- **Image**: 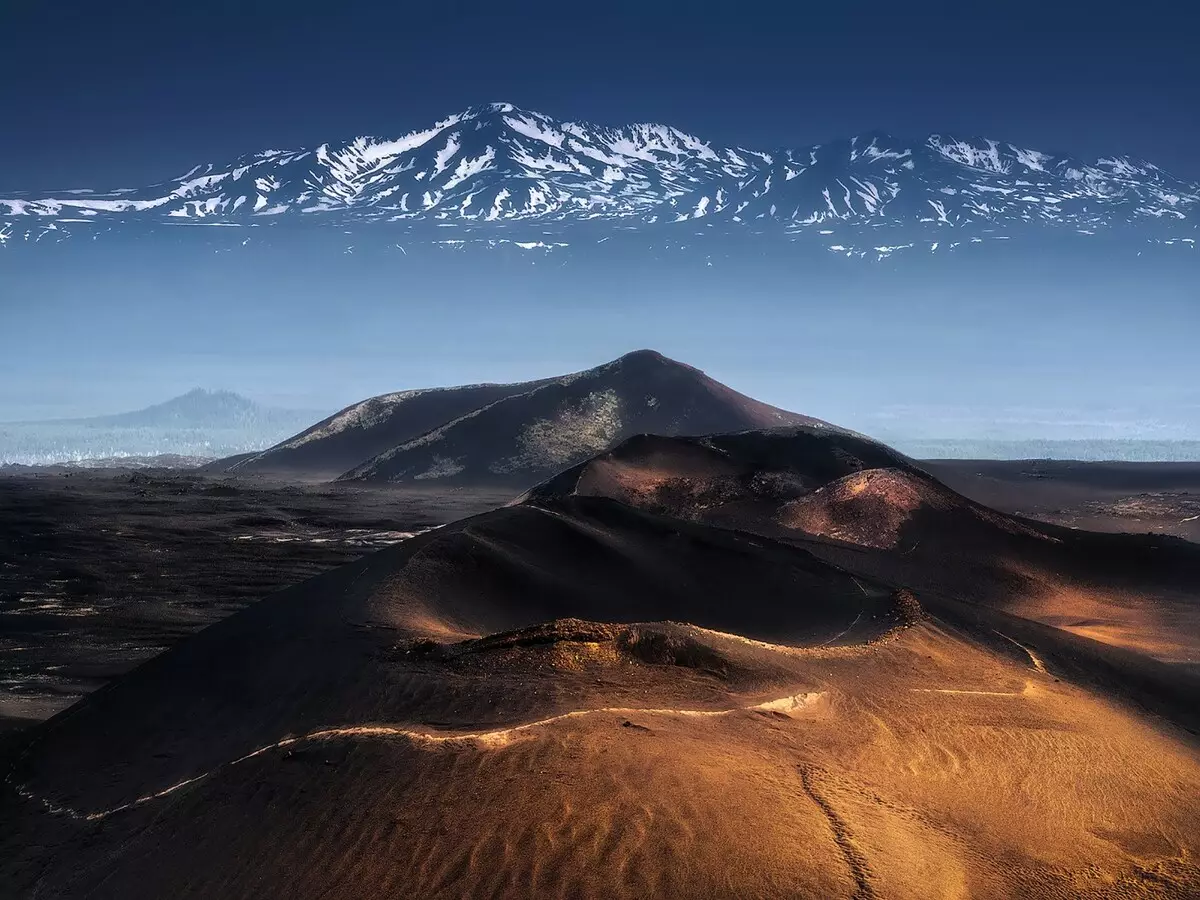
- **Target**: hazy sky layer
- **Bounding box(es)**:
[1,1,1197,189]
[3,240,1197,439]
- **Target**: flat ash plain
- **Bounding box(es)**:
[0,469,513,732]
[924,460,1200,543]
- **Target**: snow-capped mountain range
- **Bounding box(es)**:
[2,103,1196,258]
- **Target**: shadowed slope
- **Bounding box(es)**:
[360,496,895,644]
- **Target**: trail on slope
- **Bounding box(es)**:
[798,764,877,900]
[9,691,826,823]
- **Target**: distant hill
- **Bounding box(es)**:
[226,350,826,486]
[0,390,328,466]
[89,389,286,429]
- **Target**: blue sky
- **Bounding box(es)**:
[2,1,1197,189]
[1,0,1197,442]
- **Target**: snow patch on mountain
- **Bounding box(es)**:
[414,455,466,480]
[928,135,1009,173]
[278,390,432,450]
[490,389,622,474]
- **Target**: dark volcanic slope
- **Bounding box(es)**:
[530,430,1200,667]
[340,350,823,487]
[226,379,553,478]
[4,496,1199,898]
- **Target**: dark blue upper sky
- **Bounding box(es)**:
[3,0,1197,189]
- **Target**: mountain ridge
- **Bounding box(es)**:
[3,103,1196,260]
